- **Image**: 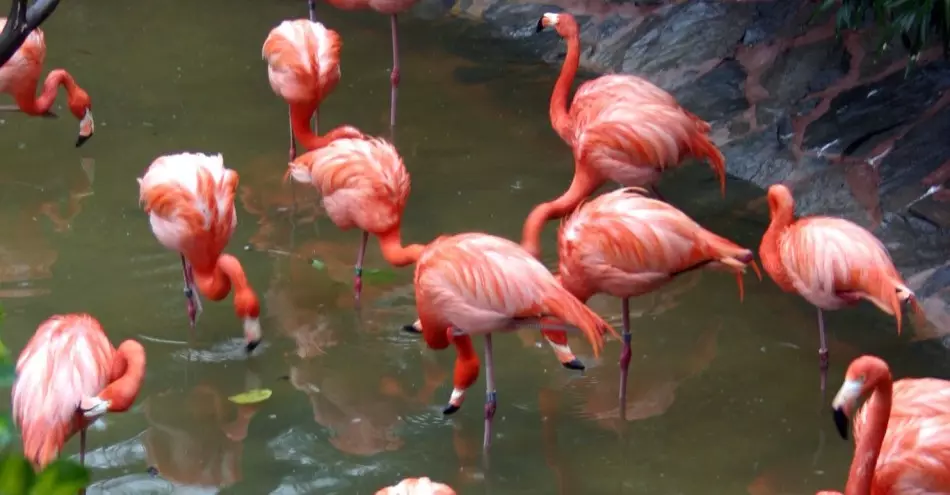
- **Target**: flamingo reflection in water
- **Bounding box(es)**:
[142,384,263,489]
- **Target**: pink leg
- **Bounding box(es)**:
[389,14,400,136]
[618,297,631,420]
[483,333,497,453]
[181,255,202,328]
[288,109,296,161]
[354,230,369,303]
[817,307,829,397]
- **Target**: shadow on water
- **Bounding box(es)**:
[0,0,940,493]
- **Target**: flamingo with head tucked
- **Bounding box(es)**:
[138,152,263,353]
[0,17,94,146]
[524,12,726,260]
[376,477,456,495]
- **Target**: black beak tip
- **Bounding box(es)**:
[402,324,421,334]
[535,18,545,33]
[832,407,850,440]
[246,339,261,354]
[562,358,586,371]
[443,403,460,415]
[76,134,91,148]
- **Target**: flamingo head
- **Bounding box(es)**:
[830,355,891,441]
[285,160,312,185]
[765,184,795,219]
[536,12,578,37]
[68,88,94,148]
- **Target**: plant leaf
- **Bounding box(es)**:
[310,258,326,271]
[30,459,90,495]
[0,452,36,494]
[228,388,272,405]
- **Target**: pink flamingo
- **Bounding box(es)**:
[525,12,725,259]
[139,153,262,353]
[376,477,456,494]
[0,17,94,146]
[821,355,950,494]
[760,184,922,394]
[263,19,364,160]
[12,313,146,469]
[555,187,759,414]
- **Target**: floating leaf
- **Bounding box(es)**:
[310,258,326,271]
[0,452,35,495]
[228,388,272,405]
[362,268,399,285]
[0,362,15,388]
[30,459,90,495]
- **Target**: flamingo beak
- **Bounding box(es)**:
[832,407,849,440]
[830,378,863,441]
[76,109,94,147]
[536,17,545,32]
[244,317,262,354]
[443,387,465,415]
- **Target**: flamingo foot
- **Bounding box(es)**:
[184,287,198,328]
[353,268,363,304]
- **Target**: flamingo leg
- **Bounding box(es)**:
[389,14,400,136]
[287,109,297,161]
[817,307,829,396]
[307,0,317,21]
[180,255,202,328]
[483,333,497,452]
[354,230,368,303]
[618,297,632,419]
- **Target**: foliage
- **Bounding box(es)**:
[0,304,92,494]
[228,388,273,405]
[817,0,950,59]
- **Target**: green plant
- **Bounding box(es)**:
[0,305,91,494]
[817,0,950,59]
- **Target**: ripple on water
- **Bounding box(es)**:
[79,431,147,470]
[86,473,213,495]
[169,338,272,363]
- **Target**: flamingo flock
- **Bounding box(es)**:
[2,5,944,494]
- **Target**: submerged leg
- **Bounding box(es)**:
[817,307,829,397]
[307,0,317,22]
[618,297,632,419]
[389,14,400,137]
[180,255,202,328]
[483,333,497,452]
[354,230,369,303]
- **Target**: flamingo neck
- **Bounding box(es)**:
[98,340,147,412]
[550,32,580,142]
[289,102,357,151]
[376,227,426,267]
[194,254,261,319]
[16,69,76,116]
[759,201,796,292]
[521,170,598,259]
[845,375,892,495]
[450,334,479,391]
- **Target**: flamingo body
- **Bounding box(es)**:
[12,313,145,469]
[263,19,341,105]
[376,477,456,495]
[0,19,44,91]
[324,0,417,14]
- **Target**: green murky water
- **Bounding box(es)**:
[0,0,924,493]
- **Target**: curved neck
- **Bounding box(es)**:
[846,376,892,495]
[376,228,426,267]
[759,202,795,292]
[99,339,146,412]
[194,254,260,318]
[289,102,351,151]
[550,32,581,142]
[521,170,598,259]
[15,69,74,116]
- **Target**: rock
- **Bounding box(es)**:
[672,59,748,124]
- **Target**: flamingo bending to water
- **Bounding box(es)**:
[556,187,759,413]
[412,233,616,448]
[759,184,921,394]
[12,313,146,469]
[524,13,725,259]
[139,152,263,353]
[376,477,456,494]
[0,18,94,147]
[263,19,364,159]
[820,355,950,494]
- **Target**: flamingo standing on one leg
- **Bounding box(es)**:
[759,184,921,395]
[410,233,616,449]
[525,12,725,259]
[263,19,364,160]
[555,187,759,416]
[138,152,263,353]
[319,0,417,135]
[12,313,146,469]
[0,17,94,147]
[819,355,950,494]
[376,477,456,494]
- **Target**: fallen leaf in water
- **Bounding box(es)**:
[228,388,272,405]
[310,258,326,270]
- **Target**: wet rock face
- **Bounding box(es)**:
[416,0,950,336]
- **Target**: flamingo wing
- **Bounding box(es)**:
[853,378,950,441]
[871,413,950,493]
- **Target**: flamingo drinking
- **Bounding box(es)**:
[0,17,94,146]
[138,152,263,353]
[525,12,725,259]
[376,477,456,494]
[759,184,921,394]
[263,19,364,160]
[12,313,146,469]
[821,355,950,494]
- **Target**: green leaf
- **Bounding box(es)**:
[310,258,326,271]
[0,362,16,388]
[361,268,399,285]
[0,452,36,494]
[30,459,90,495]
[228,388,272,405]
[0,414,13,450]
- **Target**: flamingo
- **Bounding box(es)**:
[759,184,921,394]
[376,477,456,495]
[820,355,950,494]
[525,12,725,259]
[263,19,364,160]
[0,17,94,147]
[411,232,616,448]
[317,0,417,134]
[138,152,263,353]
[11,313,146,469]
[555,187,759,415]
